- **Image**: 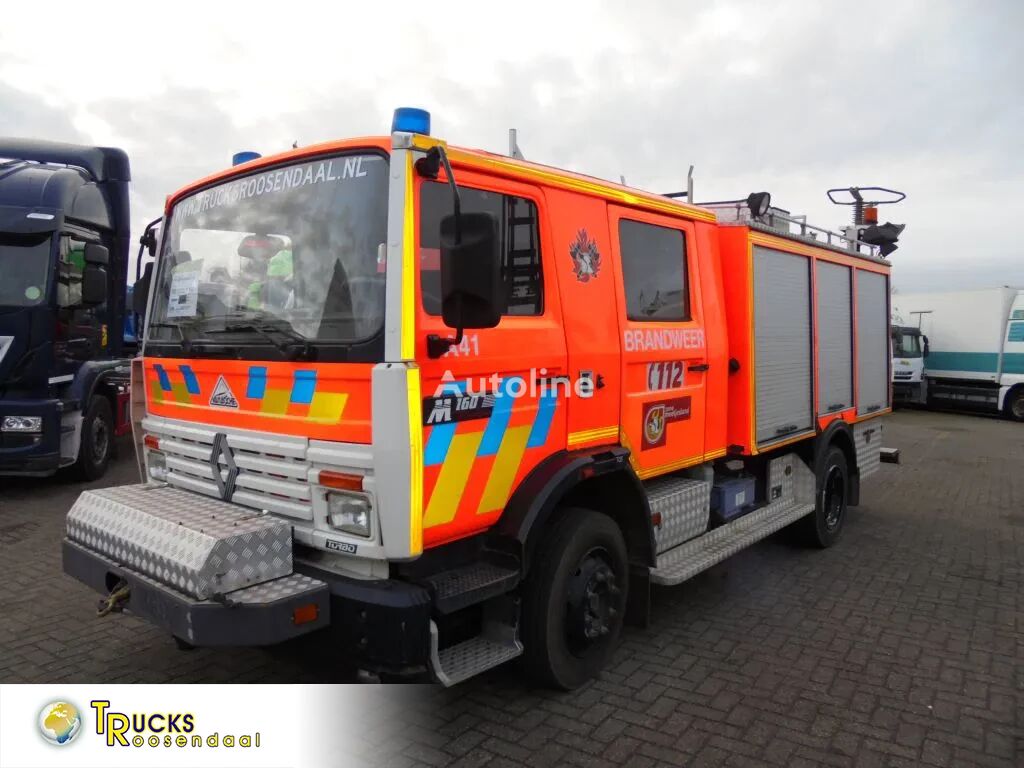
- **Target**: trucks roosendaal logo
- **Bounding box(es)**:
[569,228,601,282]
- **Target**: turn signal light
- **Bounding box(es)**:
[292,603,319,625]
[143,434,160,451]
[318,470,363,491]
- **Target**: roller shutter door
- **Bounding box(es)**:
[856,269,890,415]
[816,261,853,414]
[753,246,813,445]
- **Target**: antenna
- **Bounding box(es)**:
[508,129,524,160]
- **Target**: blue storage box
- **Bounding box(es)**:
[711,476,756,523]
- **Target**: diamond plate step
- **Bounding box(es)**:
[650,499,814,586]
[423,561,519,615]
[429,621,523,686]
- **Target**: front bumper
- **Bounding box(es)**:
[62,484,434,670]
[64,539,331,645]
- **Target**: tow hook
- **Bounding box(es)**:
[97,579,130,617]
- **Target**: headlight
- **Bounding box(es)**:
[327,491,371,538]
[2,416,42,433]
[147,451,167,481]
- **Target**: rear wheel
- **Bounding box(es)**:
[1005,387,1024,422]
[797,445,849,548]
[522,507,629,690]
[75,396,113,480]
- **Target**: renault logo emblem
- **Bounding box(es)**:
[210,433,238,502]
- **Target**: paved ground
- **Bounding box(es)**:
[1,409,1021,766]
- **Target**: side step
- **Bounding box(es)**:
[650,499,814,585]
[429,617,523,687]
[422,561,520,615]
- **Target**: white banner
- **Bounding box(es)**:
[0,684,418,768]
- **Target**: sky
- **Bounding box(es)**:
[1,0,1021,291]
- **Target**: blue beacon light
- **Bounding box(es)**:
[391,107,431,135]
[232,151,261,166]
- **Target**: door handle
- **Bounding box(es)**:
[687,363,710,372]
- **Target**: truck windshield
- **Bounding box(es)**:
[0,233,50,307]
[148,152,389,357]
[892,331,922,358]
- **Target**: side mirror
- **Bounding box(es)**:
[84,243,109,265]
[923,336,930,358]
[133,262,153,316]
[82,265,108,305]
[440,212,504,330]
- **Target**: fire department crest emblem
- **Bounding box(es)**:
[569,228,601,282]
[644,405,666,447]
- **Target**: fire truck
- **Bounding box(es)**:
[63,108,896,688]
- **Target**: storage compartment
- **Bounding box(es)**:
[855,269,890,415]
[753,246,814,445]
[815,261,853,414]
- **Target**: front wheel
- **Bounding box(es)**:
[521,507,629,690]
[797,445,849,548]
[75,396,113,480]
[1005,387,1024,422]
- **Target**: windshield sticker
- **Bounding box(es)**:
[176,156,378,219]
[209,376,240,409]
[167,270,199,318]
[23,286,41,301]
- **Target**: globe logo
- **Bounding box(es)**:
[38,701,82,746]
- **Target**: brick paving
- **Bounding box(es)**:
[1,409,1021,766]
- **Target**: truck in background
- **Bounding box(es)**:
[892,287,1024,420]
[0,139,134,478]
[63,109,898,688]
[890,307,927,405]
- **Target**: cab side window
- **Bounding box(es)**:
[57,236,88,307]
[619,219,690,321]
[420,181,543,316]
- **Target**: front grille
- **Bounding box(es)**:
[142,416,313,520]
[893,371,914,380]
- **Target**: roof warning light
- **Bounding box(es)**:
[392,107,431,136]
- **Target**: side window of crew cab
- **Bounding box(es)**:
[611,208,708,468]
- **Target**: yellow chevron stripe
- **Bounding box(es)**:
[308,392,348,423]
[260,388,291,415]
[477,424,532,515]
[149,379,164,403]
[423,431,483,528]
[567,425,619,447]
[169,382,191,404]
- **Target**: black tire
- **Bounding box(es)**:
[521,507,629,690]
[75,396,113,480]
[1005,387,1024,422]
[797,445,849,548]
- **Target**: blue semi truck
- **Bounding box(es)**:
[0,139,137,478]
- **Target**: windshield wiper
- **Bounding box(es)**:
[204,315,315,361]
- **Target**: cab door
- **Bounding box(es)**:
[416,171,567,548]
[608,206,707,478]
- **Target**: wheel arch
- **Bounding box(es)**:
[813,419,859,506]
[493,446,655,575]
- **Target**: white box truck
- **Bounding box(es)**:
[892,287,1024,420]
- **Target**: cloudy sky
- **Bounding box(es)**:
[1,0,1020,290]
